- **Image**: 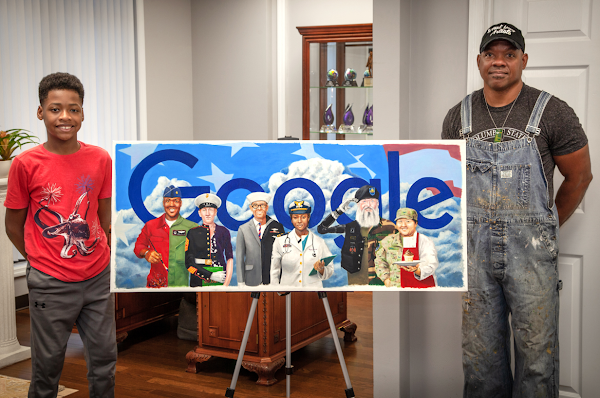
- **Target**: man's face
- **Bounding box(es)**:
[396,218,417,237]
[199,207,217,225]
[37,89,84,145]
[358,198,379,213]
[163,197,182,221]
[477,40,528,93]
[251,201,268,220]
[291,213,310,233]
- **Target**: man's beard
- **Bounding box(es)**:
[356,207,380,228]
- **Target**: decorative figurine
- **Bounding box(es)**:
[364,48,373,87]
[343,68,358,87]
[339,104,355,133]
[326,69,339,87]
[361,69,372,87]
[358,104,373,134]
[320,104,336,133]
[366,48,373,77]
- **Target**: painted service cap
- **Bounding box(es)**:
[194,193,222,209]
[163,185,182,198]
[479,22,525,53]
[247,192,271,205]
[355,185,380,201]
[395,208,418,222]
[288,200,312,215]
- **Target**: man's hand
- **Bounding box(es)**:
[400,263,421,277]
[337,198,357,214]
[384,278,392,287]
[144,250,162,264]
[210,271,226,284]
[313,260,325,275]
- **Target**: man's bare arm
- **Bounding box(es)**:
[5,208,28,259]
[98,198,111,248]
[554,144,593,226]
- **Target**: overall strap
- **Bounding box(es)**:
[525,91,553,135]
[459,93,473,138]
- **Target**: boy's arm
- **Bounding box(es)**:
[5,208,28,259]
[98,198,111,248]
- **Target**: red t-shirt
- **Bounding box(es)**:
[4,142,111,282]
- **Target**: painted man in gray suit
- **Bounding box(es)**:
[236,192,285,287]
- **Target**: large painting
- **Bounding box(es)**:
[111,141,467,292]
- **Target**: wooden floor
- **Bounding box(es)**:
[1,292,373,397]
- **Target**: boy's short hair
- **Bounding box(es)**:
[39,72,85,105]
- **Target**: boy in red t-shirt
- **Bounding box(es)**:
[4,72,116,398]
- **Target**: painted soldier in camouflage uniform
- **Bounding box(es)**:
[317,185,396,285]
[375,208,438,288]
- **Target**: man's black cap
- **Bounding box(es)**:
[355,185,380,201]
[480,23,525,53]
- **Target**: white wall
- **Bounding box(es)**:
[190,0,276,141]
[143,0,194,141]
[285,0,373,138]
[373,0,469,397]
[143,1,470,396]
[407,1,468,397]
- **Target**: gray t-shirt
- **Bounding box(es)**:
[441,84,588,207]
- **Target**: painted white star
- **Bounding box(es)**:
[227,142,259,157]
[119,144,159,169]
[113,211,137,246]
[347,152,376,179]
[198,164,234,192]
[291,143,323,160]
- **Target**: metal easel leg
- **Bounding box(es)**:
[225,292,261,398]
[285,293,293,398]
[318,291,355,398]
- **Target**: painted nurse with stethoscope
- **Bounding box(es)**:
[270,200,334,288]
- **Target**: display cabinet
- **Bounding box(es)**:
[298,24,373,140]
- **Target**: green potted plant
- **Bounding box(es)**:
[0,128,39,178]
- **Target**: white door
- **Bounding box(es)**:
[482,1,600,396]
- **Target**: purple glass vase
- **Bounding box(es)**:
[343,104,354,126]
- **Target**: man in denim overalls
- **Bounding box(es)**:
[442,23,592,397]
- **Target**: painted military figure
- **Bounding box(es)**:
[317,185,396,285]
[236,192,285,287]
[270,200,333,288]
[375,208,438,288]
[185,193,230,287]
[134,185,198,287]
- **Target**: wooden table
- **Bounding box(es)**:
[186,291,356,385]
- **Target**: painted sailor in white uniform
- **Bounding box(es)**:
[270,200,333,288]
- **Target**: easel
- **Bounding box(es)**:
[225,291,355,398]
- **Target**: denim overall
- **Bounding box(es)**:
[460,91,560,398]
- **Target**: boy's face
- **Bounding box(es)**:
[37,89,84,144]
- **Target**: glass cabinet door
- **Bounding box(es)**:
[309,42,373,140]
[298,24,373,140]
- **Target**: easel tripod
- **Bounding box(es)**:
[225,291,355,398]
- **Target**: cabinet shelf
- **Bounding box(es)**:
[310,130,373,136]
